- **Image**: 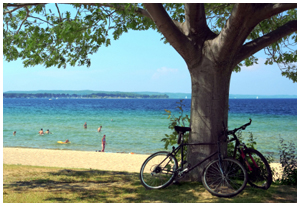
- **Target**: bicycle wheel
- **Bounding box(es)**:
[242,148,272,190]
[140,151,178,189]
[202,158,248,198]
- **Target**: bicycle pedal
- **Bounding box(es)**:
[176,168,188,180]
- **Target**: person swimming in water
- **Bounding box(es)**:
[39,128,44,135]
[98,125,102,132]
[84,122,87,129]
[45,129,52,134]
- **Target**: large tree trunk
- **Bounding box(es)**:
[186,57,233,181]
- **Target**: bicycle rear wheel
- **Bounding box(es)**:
[140,151,178,189]
[202,158,248,198]
[242,148,272,190]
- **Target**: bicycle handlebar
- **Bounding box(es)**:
[226,118,252,135]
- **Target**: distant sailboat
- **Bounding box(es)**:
[185,96,187,99]
[256,96,259,99]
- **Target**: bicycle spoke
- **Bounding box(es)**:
[140,151,178,189]
[202,158,247,197]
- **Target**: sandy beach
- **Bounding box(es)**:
[3,147,149,173]
[3,147,283,179]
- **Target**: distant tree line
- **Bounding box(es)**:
[3,92,169,99]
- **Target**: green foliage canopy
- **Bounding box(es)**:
[3,3,297,82]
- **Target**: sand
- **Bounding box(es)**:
[3,147,149,173]
[3,147,283,178]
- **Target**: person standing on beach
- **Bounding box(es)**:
[101,135,106,152]
[98,126,102,132]
[83,122,87,129]
[39,128,44,135]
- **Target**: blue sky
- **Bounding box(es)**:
[2,5,297,95]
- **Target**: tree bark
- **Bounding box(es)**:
[186,57,233,181]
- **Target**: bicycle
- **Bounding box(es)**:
[225,119,272,190]
[140,126,248,198]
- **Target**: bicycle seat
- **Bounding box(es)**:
[174,126,191,134]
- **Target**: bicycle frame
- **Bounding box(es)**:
[228,132,242,160]
[140,124,250,196]
[168,134,222,176]
[228,132,258,171]
[156,121,252,177]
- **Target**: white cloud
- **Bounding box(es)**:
[152,67,178,79]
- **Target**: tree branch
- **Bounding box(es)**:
[185,3,217,47]
[256,3,297,21]
[55,3,62,22]
[212,4,257,62]
[28,15,55,27]
[144,3,193,61]
[184,3,207,36]
[4,3,46,7]
[4,3,47,15]
[16,7,30,34]
[81,3,152,19]
[5,3,152,19]
[212,3,297,63]
[235,20,297,65]
[4,7,22,14]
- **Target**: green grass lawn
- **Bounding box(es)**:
[3,164,297,203]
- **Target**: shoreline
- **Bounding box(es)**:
[3,147,284,179]
[3,146,153,155]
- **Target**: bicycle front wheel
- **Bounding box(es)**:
[140,151,178,189]
[202,158,248,198]
[242,148,272,190]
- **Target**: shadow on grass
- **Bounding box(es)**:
[4,168,206,203]
[3,168,297,203]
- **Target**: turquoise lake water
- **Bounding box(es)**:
[3,98,297,161]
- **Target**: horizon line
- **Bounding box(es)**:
[2,90,297,96]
